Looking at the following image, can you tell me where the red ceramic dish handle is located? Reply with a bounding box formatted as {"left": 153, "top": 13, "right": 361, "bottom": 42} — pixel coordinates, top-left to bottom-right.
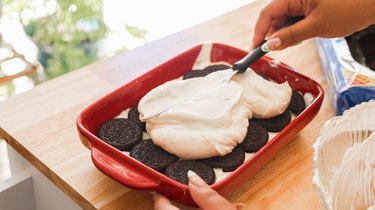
{"left": 91, "top": 143, "right": 161, "bottom": 190}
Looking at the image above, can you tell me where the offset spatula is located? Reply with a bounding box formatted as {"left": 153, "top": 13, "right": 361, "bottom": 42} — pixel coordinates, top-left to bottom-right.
{"left": 232, "top": 16, "right": 304, "bottom": 74}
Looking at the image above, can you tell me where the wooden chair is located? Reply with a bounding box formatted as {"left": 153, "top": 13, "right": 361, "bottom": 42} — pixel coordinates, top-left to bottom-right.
{"left": 0, "top": 45, "right": 39, "bottom": 84}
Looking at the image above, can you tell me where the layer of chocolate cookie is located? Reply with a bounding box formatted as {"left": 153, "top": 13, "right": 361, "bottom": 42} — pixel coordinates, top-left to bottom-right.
{"left": 98, "top": 118, "right": 142, "bottom": 151}
{"left": 201, "top": 64, "right": 231, "bottom": 73}
{"left": 165, "top": 160, "right": 215, "bottom": 185}
{"left": 240, "top": 120, "right": 269, "bottom": 152}
{"left": 288, "top": 91, "right": 306, "bottom": 115}
{"left": 128, "top": 105, "right": 146, "bottom": 131}
{"left": 252, "top": 110, "right": 292, "bottom": 132}
{"left": 183, "top": 64, "right": 230, "bottom": 80}
{"left": 200, "top": 146, "right": 245, "bottom": 172}
{"left": 130, "top": 139, "right": 178, "bottom": 172}
{"left": 182, "top": 70, "right": 206, "bottom": 80}
{"left": 99, "top": 63, "right": 306, "bottom": 184}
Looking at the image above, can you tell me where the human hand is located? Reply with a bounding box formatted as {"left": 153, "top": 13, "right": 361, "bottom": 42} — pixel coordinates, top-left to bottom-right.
{"left": 153, "top": 171, "right": 244, "bottom": 210}
{"left": 253, "top": 0, "right": 375, "bottom": 50}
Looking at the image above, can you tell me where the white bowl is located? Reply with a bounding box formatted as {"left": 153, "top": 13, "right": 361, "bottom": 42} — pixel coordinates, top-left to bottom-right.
{"left": 313, "top": 100, "right": 375, "bottom": 210}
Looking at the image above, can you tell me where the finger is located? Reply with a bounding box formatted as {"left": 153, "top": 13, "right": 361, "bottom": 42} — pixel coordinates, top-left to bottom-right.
{"left": 188, "top": 171, "right": 237, "bottom": 210}
{"left": 265, "top": 16, "right": 289, "bottom": 38}
{"left": 153, "top": 193, "right": 180, "bottom": 210}
{"left": 267, "top": 16, "right": 318, "bottom": 50}
{"left": 252, "top": 0, "right": 290, "bottom": 47}
{"left": 265, "top": 27, "right": 277, "bottom": 39}
{"left": 270, "top": 16, "right": 289, "bottom": 30}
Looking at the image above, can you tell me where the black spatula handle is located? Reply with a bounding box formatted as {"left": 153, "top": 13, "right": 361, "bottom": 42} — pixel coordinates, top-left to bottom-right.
{"left": 233, "top": 16, "right": 304, "bottom": 74}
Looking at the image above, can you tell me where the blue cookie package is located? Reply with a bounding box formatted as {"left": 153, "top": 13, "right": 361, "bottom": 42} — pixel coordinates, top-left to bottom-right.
{"left": 316, "top": 25, "right": 375, "bottom": 115}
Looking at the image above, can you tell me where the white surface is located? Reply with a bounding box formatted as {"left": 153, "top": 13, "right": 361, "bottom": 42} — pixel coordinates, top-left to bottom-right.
{"left": 4, "top": 145, "right": 82, "bottom": 210}
{"left": 0, "top": 171, "right": 37, "bottom": 210}
{"left": 31, "top": 167, "right": 82, "bottom": 210}
{"left": 0, "top": 140, "right": 11, "bottom": 181}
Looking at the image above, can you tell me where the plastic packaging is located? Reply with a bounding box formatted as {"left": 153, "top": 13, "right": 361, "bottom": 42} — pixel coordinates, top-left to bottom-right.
{"left": 316, "top": 26, "right": 375, "bottom": 115}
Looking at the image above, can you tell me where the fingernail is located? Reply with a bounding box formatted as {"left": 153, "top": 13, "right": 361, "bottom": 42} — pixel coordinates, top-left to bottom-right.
{"left": 187, "top": 170, "right": 207, "bottom": 187}
{"left": 266, "top": 37, "right": 282, "bottom": 50}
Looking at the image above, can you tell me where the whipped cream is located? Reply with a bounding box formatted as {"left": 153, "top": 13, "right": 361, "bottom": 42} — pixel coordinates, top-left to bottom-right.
{"left": 138, "top": 68, "right": 292, "bottom": 159}
{"left": 232, "top": 70, "right": 291, "bottom": 118}
{"left": 139, "top": 70, "right": 250, "bottom": 159}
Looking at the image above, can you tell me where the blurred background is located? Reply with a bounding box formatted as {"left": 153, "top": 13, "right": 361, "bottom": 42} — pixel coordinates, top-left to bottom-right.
{"left": 0, "top": 0, "right": 251, "bottom": 101}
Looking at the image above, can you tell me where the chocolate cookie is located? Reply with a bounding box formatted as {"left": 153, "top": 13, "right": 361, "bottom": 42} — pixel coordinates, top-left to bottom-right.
{"left": 288, "top": 91, "right": 306, "bottom": 115}
{"left": 98, "top": 118, "right": 142, "bottom": 151}
{"left": 128, "top": 105, "right": 146, "bottom": 131}
{"left": 240, "top": 120, "right": 269, "bottom": 152}
{"left": 165, "top": 160, "right": 215, "bottom": 185}
{"left": 130, "top": 139, "right": 178, "bottom": 172}
{"left": 200, "top": 146, "right": 245, "bottom": 172}
{"left": 202, "top": 64, "right": 231, "bottom": 73}
{"left": 183, "top": 70, "right": 206, "bottom": 80}
{"left": 183, "top": 64, "right": 231, "bottom": 80}
{"left": 252, "top": 110, "right": 292, "bottom": 132}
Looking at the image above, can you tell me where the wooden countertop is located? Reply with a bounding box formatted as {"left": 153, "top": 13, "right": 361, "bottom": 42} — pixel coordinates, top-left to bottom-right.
{"left": 0, "top": 0, "right": 335, "bottom": 209}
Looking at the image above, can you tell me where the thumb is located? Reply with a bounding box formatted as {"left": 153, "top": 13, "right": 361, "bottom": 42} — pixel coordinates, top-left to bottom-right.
{"left": 267, "top": 17, "right": 318, "bottom": 50}
{"left": 187, "top": 171, "right": 238, "bottom": 210}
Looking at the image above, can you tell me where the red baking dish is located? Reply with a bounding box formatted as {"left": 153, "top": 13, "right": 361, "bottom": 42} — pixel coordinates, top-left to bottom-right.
{"left": 76, "top": 43, "right": 324, "bottom": 207}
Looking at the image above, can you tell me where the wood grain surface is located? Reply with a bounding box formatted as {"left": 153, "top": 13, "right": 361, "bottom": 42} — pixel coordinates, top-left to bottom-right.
{"left": 0, "top": 0, "right": 334, "bottom": 209}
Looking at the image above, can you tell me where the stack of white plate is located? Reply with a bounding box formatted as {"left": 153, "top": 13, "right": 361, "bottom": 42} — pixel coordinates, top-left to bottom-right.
{"left": 313, "top": 100, "right": 375, "bottom": 210}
